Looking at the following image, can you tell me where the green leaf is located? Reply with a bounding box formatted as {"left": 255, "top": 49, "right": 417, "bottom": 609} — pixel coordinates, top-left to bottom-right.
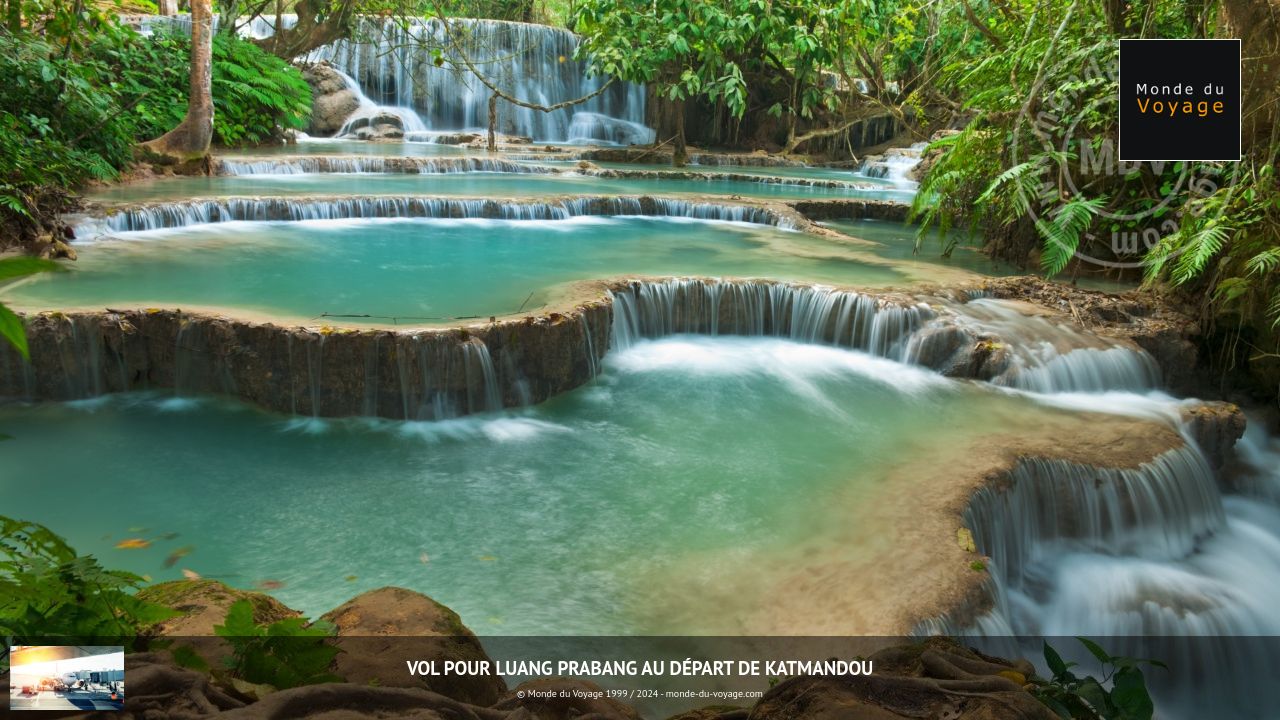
{"left": 1043, "top": 641, "right": 1068, "bottom": 677}
{"left": 1077, "top": 636, "right": 1113, "bottom": 665}
{"left": 0, "top": 303, "right": 29, "bottom": 359}
{"left": 1111, "top": 667, "right": 1154, "bottom": 720}
{"left": 0, "top": 257, "right": 63, "bottom": 282}
{"left": 215, "top": 599, "right": 262, "bottom": 638}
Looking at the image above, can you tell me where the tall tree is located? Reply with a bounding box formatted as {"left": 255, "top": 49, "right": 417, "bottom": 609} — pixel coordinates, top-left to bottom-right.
{"left": 140, "top": 0, "right": 214, "bottom": 161}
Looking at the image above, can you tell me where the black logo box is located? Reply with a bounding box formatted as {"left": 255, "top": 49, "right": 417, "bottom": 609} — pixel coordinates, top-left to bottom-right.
{"left": 1119, "top": 38, "right": 1241, "bottom": 162}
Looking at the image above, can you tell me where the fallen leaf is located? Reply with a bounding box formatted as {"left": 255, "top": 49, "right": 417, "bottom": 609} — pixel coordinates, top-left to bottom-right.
{"left": 181, "top": 568, "right": 202, "bottom": 580}
{"left": 115, "top": 538, "right": 151, "bottom": 549}
{"left": 478, "top": 555, "right": 497, "bottom": 562}
{"left": 997, "top": 670, "right": 1027, "bottom": 685}
{"left": 344, "top": 575, "right": 358, "bottom": 582}
{"left": 164, "top": 545, "right": 195, "bottom": 568}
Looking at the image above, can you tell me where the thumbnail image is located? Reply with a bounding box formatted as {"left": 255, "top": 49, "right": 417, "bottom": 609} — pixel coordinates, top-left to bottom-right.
{"left": 9, "top": 646, "right": 124, "bottom": 711}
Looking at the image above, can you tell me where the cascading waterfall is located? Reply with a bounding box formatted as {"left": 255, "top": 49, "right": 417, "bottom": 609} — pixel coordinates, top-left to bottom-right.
{"left": 954, "top": 439, "right": 1280, "bottom": 720}
{"left": 608, "top": 279, "right": 932, "bottom": 360}
{"left": 214, "top": 156, "right": 558, "bottom": 176}
{"left": 82, "top": 196, "right": 796, "bottom": 236}
{"left": 854, "top": 142, "right": 928, "bottom": 190}
{"left": 921, "top": 300, "right": 1280, "bottom": 720}
{"left": 954, "top": 298, "right": 1161, "bottom": 393}
{"left": 329, "top": 66, "right": 428, "bottom": 138}
{"left": 306, "top": 17, "right": 652, "bottom": 144}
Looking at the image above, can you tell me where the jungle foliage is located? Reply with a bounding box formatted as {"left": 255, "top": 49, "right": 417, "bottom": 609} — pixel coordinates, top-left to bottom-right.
{"left": 0, "top": 8, "right": 310, "bottom": 249}
{"left": 905, "top": 0, "right": 1279, "bottom": 393}
{"left": 571, "top": 0, "right": 949, "bottom": 154}
{"left": 0, "top": 515, "right": 177, "bottom": 640}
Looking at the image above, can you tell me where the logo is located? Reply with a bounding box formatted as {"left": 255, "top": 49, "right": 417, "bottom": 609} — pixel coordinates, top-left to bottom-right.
{"left": 1010, "top": 38, "right": 1242, "bottom": 270}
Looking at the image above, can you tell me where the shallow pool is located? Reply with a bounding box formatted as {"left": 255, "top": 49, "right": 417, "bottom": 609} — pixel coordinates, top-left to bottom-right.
{"left": 88, "top": 171, "right": 909, "bottom": 204}
{"left": 0, "top": 336, "right": 1058, "bottom": 634}
{"left": 3, "top": 217, "right": 905, "bottom": 322}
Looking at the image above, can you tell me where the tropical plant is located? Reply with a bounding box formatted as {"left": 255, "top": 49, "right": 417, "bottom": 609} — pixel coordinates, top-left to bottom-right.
{"left": 571, "top": 0, "right": 932, "bottom": 158}
{"left": 1030, "top": 638, "right": 1164, "bottom": 720}
{"left": 908, "top": 0, "right": 1279, "bottom": 395}
{"left": 213, "top": 599, "right": 342, "bottom": 690}
{"left": 0, "top": 516, "right": 177, "bottom": 640}
{"left": 0, "top": 257, "right": 61, "bottom": 357}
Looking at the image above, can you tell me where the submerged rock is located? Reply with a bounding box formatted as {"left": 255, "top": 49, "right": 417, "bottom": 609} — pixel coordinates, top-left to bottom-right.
{"left": 320, "top": 586, "right": 507, "bottom": 706}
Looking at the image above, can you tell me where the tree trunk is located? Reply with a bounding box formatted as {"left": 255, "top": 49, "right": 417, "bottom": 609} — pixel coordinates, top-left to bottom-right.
{"left": 673, "top": 100, "right": 688, "bottom": 167}
{"left": 140, "top": 0, "right": 214, "bottom": 163}
{"left": 488, "top": 92, "right": 498, "bottom": 152}
{"left": 157, "top": 0, "right": 177, "bottom": 15}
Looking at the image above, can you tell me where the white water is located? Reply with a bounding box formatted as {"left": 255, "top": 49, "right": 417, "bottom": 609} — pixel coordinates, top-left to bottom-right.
{"left": 214, "top": 156, "right": 557, "bottom": 176}
{"left": 854, "top": 142, "right": 928, "bottom": 191}
{"left": 80, "top": 197, "right": 795, "bottom": 236}
{"left": 921, "top": 298, "right": 1280, "bottom": 720}
{"left": 329, "top": 67, "right": 428, "bottom": 138}
{"left": 609, "top": 279, "right": 932, "bottom": 361}
{"left": 306, "top": 17, "right": 651, "bottom": 144}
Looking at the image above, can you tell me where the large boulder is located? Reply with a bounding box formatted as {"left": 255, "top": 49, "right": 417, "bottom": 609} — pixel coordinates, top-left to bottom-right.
{"left": 319, "top": 587, "right": 506, "bottom": 706}
{"left": 301, "top": 62, "right": 360, "bottom": 136}
{"left": 137, "top": 579, "right": 301, "bottom": 672}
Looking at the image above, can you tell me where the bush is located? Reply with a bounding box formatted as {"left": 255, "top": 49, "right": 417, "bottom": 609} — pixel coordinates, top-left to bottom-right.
{"left": 0, "top": 516, "right": 177, "bottom": 640}
{"left": 0, "top": 33, "right": 135, "bottom": 236}
{"left": 0, "top": 22, "right": 312, "bottom": 247}
{"left": 88, "top": 29, "right": 313, "bottom": 147}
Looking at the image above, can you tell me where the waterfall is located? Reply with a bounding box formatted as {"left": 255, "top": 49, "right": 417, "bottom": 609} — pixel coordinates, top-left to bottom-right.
{"left": 953, "top": 298, "right": 1161, "bottom": 393}
{"left": 214, "top": 156, "right": 559, "bottom": 175}
{"left": 461, "top": 338, "right": 502, "bottom": 414}
{"left": 996, "top": 346, "right": 1159, "bottom": 393}
{"left": 329, "top": 66, "right": 428, "bottom": 138}
{"left": 608, "top": 279, "right": 932, "bottom": 360}
{"left": 83, "top": 196, "right": 797, "bottom": 236}
{"left": 854, "top": 142, "right": 928, "bottom": 190}
{"left": 957, "top": 440, "right": 1280, "bottom": 720}
{"left": 305, "top": 17, "right": 652, "bottom": 144}
{"left": 965, "top": 450, "right": 1225, "bottom": 592}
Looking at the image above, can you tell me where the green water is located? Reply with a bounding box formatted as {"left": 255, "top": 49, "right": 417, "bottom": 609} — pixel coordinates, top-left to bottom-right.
{"left": 540, "top": 159, "right": 893, "bottom": 183}
{"left": 824, "top": 219, "right": 1021, "bottom": 276}
{"left": 89, "top": 172, "right": 907, "bottom": 204}
{"left": 0, "top": 337, "right": 1042, "bottom": 633}
{"left": 3, "top": 218, "right": 905, "bottom": 322}
{"left": 826, "top": 219, "right": 1139, "bottom": 292}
